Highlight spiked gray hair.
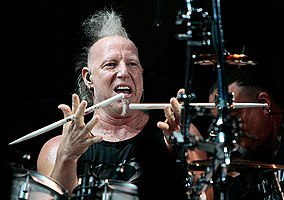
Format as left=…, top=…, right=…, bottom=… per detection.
left=74, top=9, right=129, bottom=105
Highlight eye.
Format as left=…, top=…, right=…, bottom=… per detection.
left=103, top=62, right=117, bottom=69
left=128, top=62, right=138, bottom=67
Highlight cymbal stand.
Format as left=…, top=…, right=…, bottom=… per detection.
left=175, top=0, right=239, bottom=199
left=175, top=0, right=213, bottom=199
left=208, top=0, right=235, bottom=199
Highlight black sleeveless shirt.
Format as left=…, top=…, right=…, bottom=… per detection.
left=76, top=115, right=188, bottom=200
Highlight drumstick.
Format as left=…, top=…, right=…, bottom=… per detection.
left=8, top=93, right=125, bottom=145
left=129, top=102, right=268, bottom=110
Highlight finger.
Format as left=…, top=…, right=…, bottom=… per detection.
left=58, top=104, right=72, bottom=119
left=177, top=88, right=185, bottom=97
left=84, top=116, right=102, bottom=143
left=176, top=89, right=186, bottom=106
left=157, top=121, right=170, bottom=132
left=164, top=106, right=174, bottom=120
left=165, top=105, right=179, bottom=134
left=157, top=121, right=173, bottom=138
left=171, top=97, right=181, bottom=122
left=86, top=135, right=103, bottom=144
left=73, top=100, right=88, bottom=128
left=84, top=115, right=100, bottom=138
left=58, top=93, right=80, bottom=119
left=72, top=93, right=80, bottom=114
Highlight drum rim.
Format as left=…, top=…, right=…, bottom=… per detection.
left=10, top=167, right=67, bottom=195
left=103, top=179, right=138, bottom=194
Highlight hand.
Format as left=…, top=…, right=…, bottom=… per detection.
left=157, top=89, right=185, bottom=138
left=57, top=94, right=103, bottom=160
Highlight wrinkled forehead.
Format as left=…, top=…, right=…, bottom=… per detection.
left=89, top=35, right=139, bottom=57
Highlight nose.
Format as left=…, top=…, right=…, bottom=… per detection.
left=117, top=63, right=130, bottom=79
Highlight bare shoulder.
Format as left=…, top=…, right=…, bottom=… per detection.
left=37, top=135, right=62, bottom=176
left=39, top=135, right=62, bottom=157
left=42, top=135, right=62, bottom=149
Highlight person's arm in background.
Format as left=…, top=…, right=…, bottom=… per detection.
left=157, top=88, right=214, bottom=200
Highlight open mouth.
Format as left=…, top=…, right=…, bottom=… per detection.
left=114, top=86, right=132, bottom=95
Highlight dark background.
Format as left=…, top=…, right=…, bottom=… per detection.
left=1, top=0, right=284, bottom=169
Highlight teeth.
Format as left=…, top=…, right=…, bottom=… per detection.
left=117, top=86, right=130, bottom=90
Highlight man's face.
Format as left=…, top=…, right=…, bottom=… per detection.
left=209, top=82, right=272, bottom=151
left=88, top=35, right=144, bottom=116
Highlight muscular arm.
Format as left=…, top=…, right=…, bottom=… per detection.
left=37, top=94, right=102, bottom=197
left=37, top=135, right=79, bottom=196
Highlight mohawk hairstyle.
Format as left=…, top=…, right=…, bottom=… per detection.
left=82, top=9, right=128, bottom=47
left=74, top=9, right=129, bottom=105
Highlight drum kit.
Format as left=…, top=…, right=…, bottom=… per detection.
left=6, top=0, right=283, bottom=200
left=71, top=174, right=139, bottom=200
left=7, top=165, right=139, bottom=200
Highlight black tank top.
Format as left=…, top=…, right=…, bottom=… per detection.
left=76, top=114, right=188, bottom=200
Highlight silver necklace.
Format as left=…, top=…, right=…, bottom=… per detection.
left=95, top=115, right=144, bottom=141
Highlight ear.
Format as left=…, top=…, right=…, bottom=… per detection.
left=257, top=92, right=272, bottom=114
left=82, top=67, right=93, bottom=87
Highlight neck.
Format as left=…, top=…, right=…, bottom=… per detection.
left=96, top=110, right=145, bottom=126
left=92, top=111, right=149, bottom=141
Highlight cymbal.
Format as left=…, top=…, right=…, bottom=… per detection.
left=188, top=158, right=284, bottom=172
left=193, top=53, right=257, bottom=66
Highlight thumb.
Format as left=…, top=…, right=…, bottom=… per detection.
left=58, top=104, right=72, bottom=119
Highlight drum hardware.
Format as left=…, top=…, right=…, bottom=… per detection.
left=18, top=173, right=31, bottom=200
left=188, top=158, right=284, bottom=172
left=8, top=1, right=279, bottom=199
left=71, top=160, right=139, bottom=200
left=71, top=175, right=139, bottom=200
left=175, top=1, right=212, bottom=47
left=174, top=1, right=218, bottom=199
left=189, top=157, right=284, bottom=199
left=173, top=0, right=255, bottom=199
left=71, top=174, right=101, bottom=200
left=10, top=167, right=68, bottom=200
left=272, top=172, right=284, bottom=199
left=100, top=179, right=139, bottom=200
